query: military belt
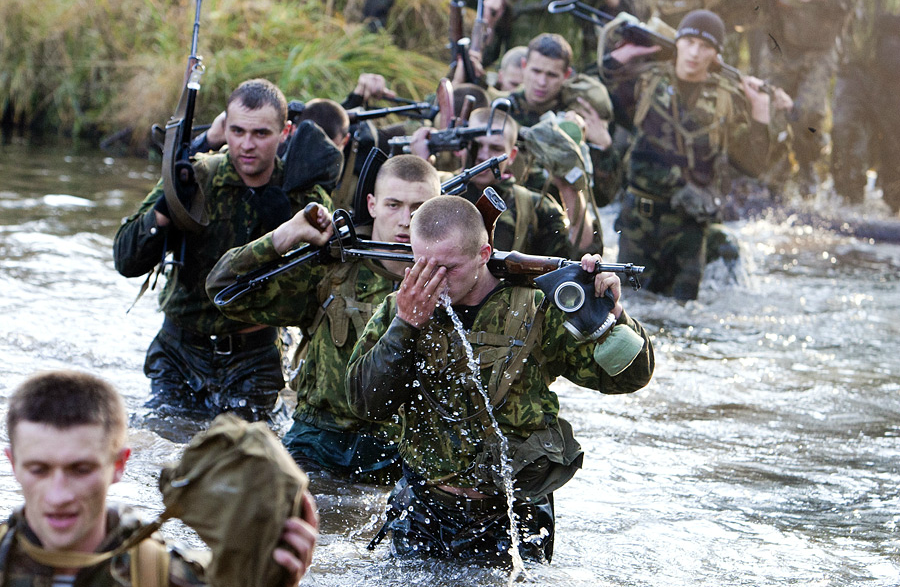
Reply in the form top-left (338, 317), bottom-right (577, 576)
top-left (625, 187), bottom-right (671, 219)
top-left (423, 485), bottom-right (507, 515)
top-left (162, 318), bottom-right (277, 356)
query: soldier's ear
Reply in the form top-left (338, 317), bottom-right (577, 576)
top-left (564, 67), bottom-right (573, 80)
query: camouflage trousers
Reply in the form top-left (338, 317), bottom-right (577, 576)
top-left (143, 319), bottom-right (284, 422)
top-left (616, 190), bottom-right (708, 300)
top-left (370, 472), bottom-right (555, 564)
top-left (282, 419), bottom-right (401, 485)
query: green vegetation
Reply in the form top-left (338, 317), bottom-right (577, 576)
top-left (0, 0), bottom-right (448, 148)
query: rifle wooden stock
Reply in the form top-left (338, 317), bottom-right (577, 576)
top-left (473, 187), bottom-right (506, 248)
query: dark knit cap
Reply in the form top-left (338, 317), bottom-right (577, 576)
top-left (676, 9), bottom-right (725, 52)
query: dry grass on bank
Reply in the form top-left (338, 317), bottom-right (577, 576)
top-left (0, 0), bottom-right (448, 148)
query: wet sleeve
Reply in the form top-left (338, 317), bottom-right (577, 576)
top-left (345, 298), bottom-right (420, 421)
top-left (727, 98), bottom-right (771, 179)
top-left (543, 308), bottom-right (655, 395)
top-left (204, 233), bottom-right (320, 327)
top-left (112, 179), bottom-right (171, 278)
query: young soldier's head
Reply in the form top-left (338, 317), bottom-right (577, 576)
top-left (5, 371), bottom-right (130, 553)
top-left (225, 78), bottom-right (291, 187)
top-left (496, 46), bottom-right (528, 92)
top-left (410, 196), bottom-right (496, 305)
top-left (674, 9), bottom-right (725, 82)
top-left (368, 154), bottom-right (441, 244)
top-left (467, 107), bottom-right (519, 190)
top-left (297, 98), bottom-right (351, 148)
top-left (521, 34), bottom-right (573, 111)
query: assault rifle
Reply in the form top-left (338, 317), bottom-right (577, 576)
top-left (346, 100), bottom-right (438, 124)
top-left (547, 0), bottom-right (770, 93)
top-left (449, 0), bottom-right (488, 84)
top-left (440, 154), bottom-right (508, 196)
top-left (212, 189), bottom-right (642, 307)
top-left (160, 0), bottom-right (207, 233)
top-left (388, 97), bottom-right (511, 156)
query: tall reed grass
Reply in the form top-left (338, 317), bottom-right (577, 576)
top-left (0, 0), bottom-right (447, 147)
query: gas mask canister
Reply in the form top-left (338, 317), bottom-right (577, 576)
top-left (533, 264), bottom-right (645, 376)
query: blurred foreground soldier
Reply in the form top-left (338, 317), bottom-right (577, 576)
top-left (346, 197), bottom-right (654, 562)
top-left (0, 370), bottom-right (317, 586)
top-left (601, 9), bottom-right (773, 299)
top-left (758, 0), bottom-right (851, 192)
top-left (114, 79), bottom-right (329, 423)
top-left (830, 3), bottom-right (900, 213)
top-left (207, 156), bottom-right (441, 483)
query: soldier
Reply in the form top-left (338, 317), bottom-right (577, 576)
top-left (830, 1), bottom-right (900, 213)
top-left (1, 370), bottom-right (317, 586)
top-left (758, 0), bottom-right (851, 193)
top-left (601, 9), bottom-right (773, 299)
top-left (113, 79), bottom-right (330, 423)
top-left (507, 32), bottom-right (622, 241)
top-left (206, 155), bottom-right (441, 483)
top-left (345, 196), bottom-right (654, 562)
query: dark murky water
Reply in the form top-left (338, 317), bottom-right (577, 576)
top-left (0, 138), bottom-right (897, 586)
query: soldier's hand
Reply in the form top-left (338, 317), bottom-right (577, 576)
top-left (742, 76), bottom-right (771, 124)
top-left (608, 42), bottom-right (661, 65)
top-left (396, 256), bottom-right (447, 328)
top-left (274, 490), bottom-right (318, 585)
top-left (409, 126), bottom-right (435, 161)
top-left (573, 97), bottom-right (612, 149)
top-left (354, 73), bottom-right (397, 103)
top-left (272, 203), bottom-right (334, 254)
top-left (582, 254), bottom-right (623, 319)
top-left (206, 111), bottom-right (227, 151)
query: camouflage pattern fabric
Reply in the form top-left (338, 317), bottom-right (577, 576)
top-left (0, 505), bottom-right (208, 587)
top-left (205, 232), bottom-right (402, 440)
top-left (345, 284), bottom-right (654, 493)
top-left (114, 152), bottom-right (331, 336)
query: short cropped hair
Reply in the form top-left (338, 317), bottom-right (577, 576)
top-left (298, 98), bottom-right (350, 144)
top-left (226, 78), bottom-right (288, 126)
top-left (526, 33), bottom-right (573, 70)
top-left (469, 107), bottom-right (518, 151)
top-left (410, 196), bottom-right (488, 257)
top-left (453, 84), bottom-right (490, 114)
top-left (500, 45), bottom-right (528, 71)
top-left (375, 154), bottom-right (441, 198)
top-left (6, 371), bottom-right (127, 452)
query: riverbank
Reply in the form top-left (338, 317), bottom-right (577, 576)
top-left (0, 0), bottom-right (447, 152)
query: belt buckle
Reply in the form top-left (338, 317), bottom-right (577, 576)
top-left (211, 334), bottom-right (233, 355)
top-left (638, 197), bottom-right (654, 218)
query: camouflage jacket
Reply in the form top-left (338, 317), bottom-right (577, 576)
top-left (205, 232), bottom-right (401, 438)
top-left (602, 60), bottom-right (771, 199)
top-left (463, 178), bottom-right (602, 258)
top-left (345, 284), bottom-right (654, 491)
top-left (113, 152), bottom-right (330, 335)
top-left (508, 89), bottom-right (622, 208)
top-left (0, 504), bottom-right (207, 587)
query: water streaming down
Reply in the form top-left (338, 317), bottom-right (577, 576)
top-left (438, 293), bottom-right (526, 583)
top-left (0, 139), bottom-right (898, 585)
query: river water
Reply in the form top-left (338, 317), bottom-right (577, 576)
top-left (0, 138), bottom-right (898, 586)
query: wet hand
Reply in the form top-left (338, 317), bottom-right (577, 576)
top-left (396, 257), bottom-right (447, 328)
top-left (274, 491), bottom-right (318, 585)
top-left (272, 203), bottom-right (334, 254)
top-left (582, 254), bottom-right (623, 319)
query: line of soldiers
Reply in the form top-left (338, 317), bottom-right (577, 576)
top-left (36, 1), bottom-right (880, 579)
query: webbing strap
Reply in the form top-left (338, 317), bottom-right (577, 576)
top-left (15, 521), bottom-right (162, 570)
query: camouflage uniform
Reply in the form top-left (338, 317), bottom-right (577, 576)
top-left (0, 505), bottom-right (207, 587)
top-left (601, 59), bottom-right (770, 299)
top-left (508, 87), bottom-right (622, 209)
top-left (345, 284), bottom-right (654, 560)
top-left (462, 178), bottom-right (601, 258)
top-left (758, 0), bottom-right (851, 185)
top-left (113, 152), bottom-right (330, 421)
top-left (205, 232), bottom-right (403, 483)
top-left (830, 2), bottom-right (900, 211)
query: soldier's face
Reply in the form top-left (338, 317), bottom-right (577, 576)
top-left (675, 36), bottom-right (718, 82)
top-left (368, 176), bottom-right (435, 243)
top-left (522, 53), bottom-right (571, 111)
top-left (471, 127), bottom-right (517, 189)
top-left (6, 422), bottom-right (129, 553)
top-left (225, 101), bottom-right (289, 188)
top-left (411, 233), bottom-right (490, 306)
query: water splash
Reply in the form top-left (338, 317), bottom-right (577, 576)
top-left (439, 293), bottom-right (526, 584)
